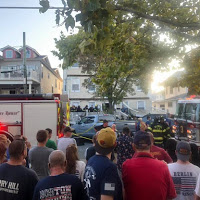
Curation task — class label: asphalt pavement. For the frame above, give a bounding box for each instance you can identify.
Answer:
[77,140,93,161]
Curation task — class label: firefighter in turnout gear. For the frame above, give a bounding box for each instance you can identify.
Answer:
[148,116,171,148]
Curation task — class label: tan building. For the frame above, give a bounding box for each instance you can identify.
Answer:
[0,45,62,94]
[63,63,152,116]
[152,74,188,115]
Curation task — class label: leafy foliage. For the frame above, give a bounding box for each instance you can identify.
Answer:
[41,0,200,107]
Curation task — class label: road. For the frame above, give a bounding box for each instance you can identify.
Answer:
[77,141,93,161]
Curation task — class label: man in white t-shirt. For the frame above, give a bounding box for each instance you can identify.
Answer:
[57,126,77,155]
[168,141,200,200]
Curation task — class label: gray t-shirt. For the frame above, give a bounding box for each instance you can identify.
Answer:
[29,146,53,180]
[168,162,200,200]
[57,137,77,155]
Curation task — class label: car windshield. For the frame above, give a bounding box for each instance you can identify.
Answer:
[98,115,115,122]
[177,103,200,122]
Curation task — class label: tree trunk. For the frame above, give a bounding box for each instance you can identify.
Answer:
[108,100,114,114]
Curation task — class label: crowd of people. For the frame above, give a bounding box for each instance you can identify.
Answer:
[1,120,200,200]
[70,105,100,112]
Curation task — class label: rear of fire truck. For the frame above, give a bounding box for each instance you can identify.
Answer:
[0,94,63,146]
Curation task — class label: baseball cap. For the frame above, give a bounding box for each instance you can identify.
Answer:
[103,119,108,123]
[134,131,151,148]
[176,141,191,162]
[64,126,75,133]
[95,127,116,156]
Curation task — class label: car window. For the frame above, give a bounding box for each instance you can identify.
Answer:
[81,116,95,124]
[98,115,115,122]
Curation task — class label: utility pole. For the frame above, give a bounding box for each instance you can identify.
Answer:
[23,32,28,94]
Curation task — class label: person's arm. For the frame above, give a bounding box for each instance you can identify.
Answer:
[52,141,57,150]
[195,174,200,199]
[101,195,114,200]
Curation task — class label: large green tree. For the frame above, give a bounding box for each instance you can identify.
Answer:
[41,0,200,98]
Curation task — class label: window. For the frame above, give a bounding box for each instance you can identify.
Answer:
[88,84,96,92]
[170,86,173,94]
[26,49,31,58]
[55,79,57,88]
[136,85,142,92]
[166,88,168,95]
[48,73,50,79]
[89,102,95,108]
[71,78,80,92]
[71,101,80,107]
[64,80,67,92]
[52,85,54,93]
[71,63,79,68]
[137,101,145,110]
[5,50,13,58]
[168,102,173,107]
[160,104,165,110]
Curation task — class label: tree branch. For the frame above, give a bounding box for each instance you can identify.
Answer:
[115,6,200,29]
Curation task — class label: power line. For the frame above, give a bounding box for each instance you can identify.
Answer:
[0,6,64,10]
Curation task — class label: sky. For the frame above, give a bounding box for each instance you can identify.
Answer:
[0,0,69,75]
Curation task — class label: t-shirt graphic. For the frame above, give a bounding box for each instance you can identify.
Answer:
[173,173,196,197]
[168,163,200,200]
[39,185,72,200]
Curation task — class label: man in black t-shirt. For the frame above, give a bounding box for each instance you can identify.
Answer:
[84,127,123,200]
[0,140,38,200]
[94,119,109,132]
[33,150,87,200]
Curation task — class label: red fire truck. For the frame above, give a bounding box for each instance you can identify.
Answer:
[0,94,62,146]
[173,98,200,146]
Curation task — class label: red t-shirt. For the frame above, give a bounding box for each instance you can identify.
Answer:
[151,145,173,163]
[122,152,176,200]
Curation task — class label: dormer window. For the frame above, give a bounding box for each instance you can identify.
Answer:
[5,50,13,58]
[26,49,31,58]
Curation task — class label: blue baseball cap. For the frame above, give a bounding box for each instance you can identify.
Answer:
[134,131,151,148]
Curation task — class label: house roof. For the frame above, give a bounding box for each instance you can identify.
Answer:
[165,93,188,101]
[0,45,21,54]
[18,45,40,56]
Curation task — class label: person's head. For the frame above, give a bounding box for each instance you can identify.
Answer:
[8,139,27,161]
[0,142,7,164]
[133,131,151,152]
[111,124,117,132]
[138,118,142,122]
[36,130,48,144]
[176,141,191,162]
[65,144,79,174]
[123,127,130,136]
[160,116,164,123]
[63,126,74,138]
[0,134,11,148]
[147,116,151,120]
[95,127,116,156]
[46,128,52,139]
[103,120,108,127]
[48,150,66,172]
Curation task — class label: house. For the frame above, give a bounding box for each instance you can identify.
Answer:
[152,71,188,115]
[0,45,63,94]
[63,63,152,116]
